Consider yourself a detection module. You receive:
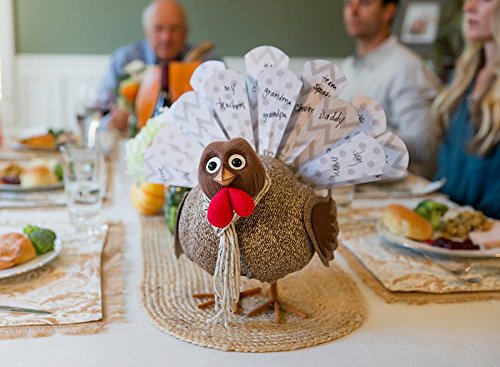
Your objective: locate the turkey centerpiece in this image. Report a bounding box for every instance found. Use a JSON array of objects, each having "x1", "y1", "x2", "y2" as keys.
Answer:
[{"x1": 144, "y1": 46, "x2": 409, "y2": 324}]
